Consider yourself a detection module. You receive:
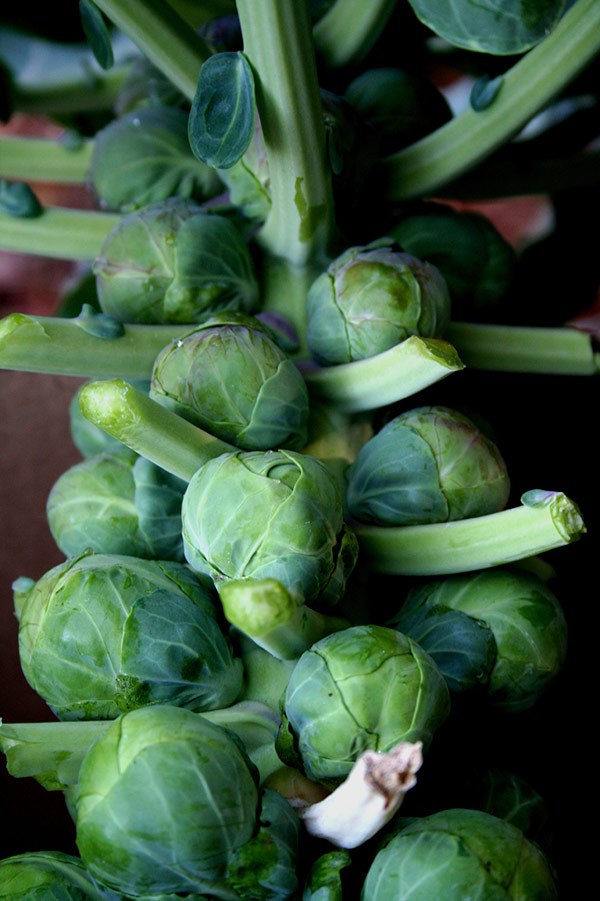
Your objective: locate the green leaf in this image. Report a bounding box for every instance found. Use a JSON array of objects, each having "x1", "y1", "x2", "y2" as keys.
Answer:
[
  {"x1": 188, "y1": 51, "x2": 255, "y2": 169},
  {"x1": 0, "y1": 180, "x2": 42, "y2": 217},
  {"x1": 392, "y1": 600, "x2": 497, "y2": 694},
  {"x1": 470, "y1": 75, "x2": 504, "y2": 111},
  {"x1": 406, "y1": 0, "x2": 567, "y2": 54},
  {"x1": 74, "y1": 303, "x2": 125, "y2": 338},
  {"x1": 79, "y1": 0, "x2": 114, "y2": 70}
]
